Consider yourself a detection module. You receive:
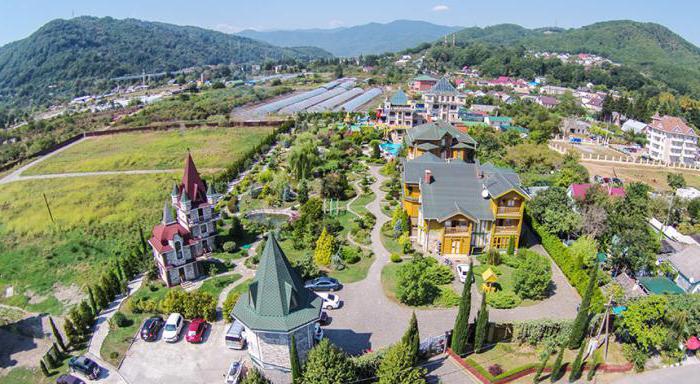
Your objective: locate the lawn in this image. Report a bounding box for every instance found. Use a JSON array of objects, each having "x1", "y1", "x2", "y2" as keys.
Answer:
[
  {"x1": 349, "y1": 191, "x2": 375, "y2": 216},
  {"x1": 328, "y1": 252, "x2": 374, "y2": 284},
  {"x1": 100, "y1": 280, "x2": 170, "y2": 367},
  {"x1": 197, "y1": 273, "x2": 242, "y2": 298},
  {"x1": 380, "y1": 222, "x2": 405, "y2": 255},
  {"x1": 24, "y1": 126, "x2": 274, "y2": 175},
  {"x1": 0, "y1": 173, "x2": 180, "y2": 313}
]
